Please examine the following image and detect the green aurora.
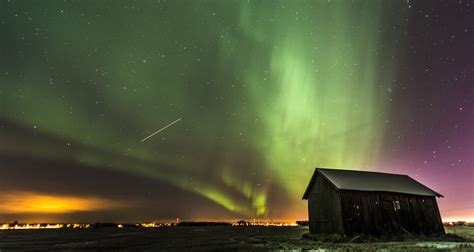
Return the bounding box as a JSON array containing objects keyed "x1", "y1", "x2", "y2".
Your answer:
[{"x1": 1, "y1": 0, "x2": 407, "y2": 218}]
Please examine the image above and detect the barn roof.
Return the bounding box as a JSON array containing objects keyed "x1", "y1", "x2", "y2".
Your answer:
[{"x1": 302, "y1": 168, "x2": 443, "y2": 199}]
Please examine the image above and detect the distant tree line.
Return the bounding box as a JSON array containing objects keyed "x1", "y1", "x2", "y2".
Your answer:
[
  {"x1": 177, "y1": 222, "x2": 232, "y2": 226},
  {"x1": 296, "y1": 220, "x2": 309, "y2": 226}
]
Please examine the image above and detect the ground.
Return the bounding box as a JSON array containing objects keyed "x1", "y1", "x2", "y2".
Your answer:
[
  {"x1": 0, "y1": 226, "x2": 473, "y2": 251},
  {"x1": 446, "y1": 226, "x2": 474, "y2": 241}
]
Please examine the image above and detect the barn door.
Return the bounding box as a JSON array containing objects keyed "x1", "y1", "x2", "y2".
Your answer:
[{"x1": 380, "y1": 195, "x2": 400, "y2": 234}]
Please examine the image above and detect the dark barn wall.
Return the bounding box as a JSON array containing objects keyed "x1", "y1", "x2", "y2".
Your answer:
[
  {"x1": 340, "y1": 191, "x2": 445, "y2": 236},
  {"x1": 308, "y1": 174, "x2": 343, "y2": 234}
]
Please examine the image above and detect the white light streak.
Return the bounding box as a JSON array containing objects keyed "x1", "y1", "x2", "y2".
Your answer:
[{"x1": 141, "y1": 118, "x2": 182, "y2": 142}]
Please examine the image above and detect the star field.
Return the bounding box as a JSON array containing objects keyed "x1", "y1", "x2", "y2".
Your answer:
[{"x1": 0, "y1": 0, "x2": 472, "y2": 222}]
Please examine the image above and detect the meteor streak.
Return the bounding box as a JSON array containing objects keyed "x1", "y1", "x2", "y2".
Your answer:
[{"x1": 141, "y1": 118, "x2": 182, "y2": 142}]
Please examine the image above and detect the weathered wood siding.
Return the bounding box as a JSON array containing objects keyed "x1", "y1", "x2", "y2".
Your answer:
[
  {"x1": 340, "y1": 190, "x2": 445, "y2": 235},
  {"x1": 308, "y1": 173, "x2": 343, "y2": 234}
]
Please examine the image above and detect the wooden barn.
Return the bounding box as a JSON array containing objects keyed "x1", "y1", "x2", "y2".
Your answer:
[{"x1": 302, "y1": 168, "x2": 445, "y2": 236}]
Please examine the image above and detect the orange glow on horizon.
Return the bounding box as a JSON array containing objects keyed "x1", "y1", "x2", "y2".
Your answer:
[
  {"x1": 442, "y1": 216, "x2": 474, "y2": 223},
  {"x1": 0, "y1": 192, "x2": 123, "y2": 214},
  {"x1": 440, "y1": 208, "x2": 474, "y2": 223}
]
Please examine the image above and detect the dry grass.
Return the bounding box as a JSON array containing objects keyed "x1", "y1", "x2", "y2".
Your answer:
[{"x1": 446, "y1": 226, "x2": 474, "y2": 241}]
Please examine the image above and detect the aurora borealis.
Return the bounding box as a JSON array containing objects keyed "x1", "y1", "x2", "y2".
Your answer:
[{"x1": 0, "y1": 0, "x2": 472, "y2": 223}]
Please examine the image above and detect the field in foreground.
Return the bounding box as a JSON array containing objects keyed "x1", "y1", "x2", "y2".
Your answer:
[{"x1": 0, "y1": 226, "x2": 473, "y2": 251}]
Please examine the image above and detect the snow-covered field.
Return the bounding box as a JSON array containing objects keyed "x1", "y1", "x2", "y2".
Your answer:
[{"x1": 0, "y1": 226, "x2": 472, "y2": 251}]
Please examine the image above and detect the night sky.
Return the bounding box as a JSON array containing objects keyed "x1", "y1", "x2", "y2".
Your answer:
[{"x1": 1, "y1": 0, "x2": 472, "y2": 223}]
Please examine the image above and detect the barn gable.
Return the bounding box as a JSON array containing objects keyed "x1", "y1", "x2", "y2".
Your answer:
[{"x1": 306, "y1": 171, "x2": 343, "y2": 233}]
